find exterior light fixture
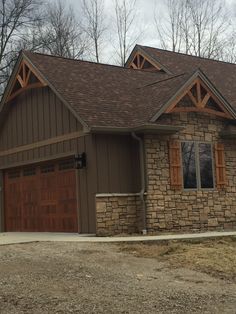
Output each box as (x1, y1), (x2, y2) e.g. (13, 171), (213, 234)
(74, 153), (86, 169)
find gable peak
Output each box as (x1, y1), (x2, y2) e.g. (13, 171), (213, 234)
(164, 76), (233, 119)
(6, 58), (47, 102)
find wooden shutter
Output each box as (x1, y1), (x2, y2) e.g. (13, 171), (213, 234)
(215, 143), (227, 188)
(169, 141), (182, 189)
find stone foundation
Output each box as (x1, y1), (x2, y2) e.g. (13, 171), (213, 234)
(96, 194), (142, 236)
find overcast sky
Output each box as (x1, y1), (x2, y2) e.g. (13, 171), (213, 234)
(65, 0), (165, 47)
(53, 0), (235, 63)
(60, 0), (167, 62)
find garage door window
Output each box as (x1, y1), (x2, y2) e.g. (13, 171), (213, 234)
(8, 170), (21, 179)
(41, 164), (55, 173)
(59, 159), (75, 171)
(23, 167), (36, 176)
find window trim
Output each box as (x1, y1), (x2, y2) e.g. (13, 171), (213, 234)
(23, 167), (36, 177)
(40, 164), (55, 174)
(181, 141), (215, 191)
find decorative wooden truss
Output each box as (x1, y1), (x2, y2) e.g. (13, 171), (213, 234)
(128, 52), (161, 71)
(7, 60), (47, 102)
(165, 78), (233, 119)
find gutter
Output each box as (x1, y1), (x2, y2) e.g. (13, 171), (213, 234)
(131, 132), (147, 235)
(89, 124), (184, 135)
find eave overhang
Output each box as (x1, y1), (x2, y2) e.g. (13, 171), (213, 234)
(89, 124), (184, 135)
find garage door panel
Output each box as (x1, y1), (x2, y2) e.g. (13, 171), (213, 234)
(4, 173), (22, 231)
(4, 159), (78, 232)
(40, 190), (57, 202)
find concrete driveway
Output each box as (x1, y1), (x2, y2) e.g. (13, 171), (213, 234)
(1, 230), (236, 245)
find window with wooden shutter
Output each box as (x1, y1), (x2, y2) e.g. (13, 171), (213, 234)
(215, 143), (227, 188)
(169, 141), (182, 189)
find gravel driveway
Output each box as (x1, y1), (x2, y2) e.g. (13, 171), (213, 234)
(0, 241), (235, 314)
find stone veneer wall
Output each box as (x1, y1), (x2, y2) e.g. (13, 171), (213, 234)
(145, 112), (236, 233)
(96, 194), (142, 236)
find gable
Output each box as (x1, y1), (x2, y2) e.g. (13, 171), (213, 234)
(0, 52), (90, 132)
(0, 86), (83, 152)
(164, 78), (233, 119)
(128, 52), (162, 72)
(125, 45), (174, 75)
(149, 70), (236, 123)
(7, 59), (47, 103)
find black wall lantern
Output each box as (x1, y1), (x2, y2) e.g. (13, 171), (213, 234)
(75, 152), (87, 169)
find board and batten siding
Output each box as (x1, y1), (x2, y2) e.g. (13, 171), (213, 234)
(0, 86), (98, 233)
(94, 134), (141, 193)
(0, 86), (82, 151)
(0, 87), (141, 233)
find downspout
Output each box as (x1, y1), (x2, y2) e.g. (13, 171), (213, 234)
(131, 132), (147, 235)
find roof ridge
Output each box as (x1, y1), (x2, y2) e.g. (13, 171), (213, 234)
(138, 44), (236, 67)
(23, 50), (168, 75)
(138, 73), (186, 89)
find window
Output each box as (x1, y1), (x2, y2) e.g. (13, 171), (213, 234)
(181, 142), (214, 189)
(58, 159), (75, 171)
(181, 142), (197, 189)
(23, 167), (36, 177)
(8, 170), (21, 179)
(199, 143), (214, 188)
(40, 164), (55, 174)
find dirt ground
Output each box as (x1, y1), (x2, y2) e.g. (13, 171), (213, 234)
(0, 238), (236, 314)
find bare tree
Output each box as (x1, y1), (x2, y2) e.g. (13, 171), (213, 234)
(0, 0), (42, 92)
(223, 5), (236, 63)
(154, 0), (230, 60)
(114, 0), (142, 66)
(188, 0), (228, 58)
(81, 0), (106, 62)
(222, 38), (236, 62)
(154, 0), (186, 53)
(35, 0), (87, 59)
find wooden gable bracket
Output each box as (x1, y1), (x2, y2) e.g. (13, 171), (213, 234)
(7, 60), (47, 102)
(165, 78), (233, 119)
(128, 52), (161, 71)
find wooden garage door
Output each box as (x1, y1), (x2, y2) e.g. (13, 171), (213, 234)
(4, 159), (78, 232)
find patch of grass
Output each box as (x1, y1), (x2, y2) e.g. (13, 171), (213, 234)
(118, 237), (236, 281)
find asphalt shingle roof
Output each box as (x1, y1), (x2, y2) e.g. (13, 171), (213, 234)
(23, 46), (236, 128)
(139, 45), (236, 109)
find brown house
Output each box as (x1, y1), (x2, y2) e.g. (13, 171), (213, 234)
(0, 44), (236, 235)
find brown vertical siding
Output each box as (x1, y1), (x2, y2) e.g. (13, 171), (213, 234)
(0, 87), (96, 232)
(95, 134), (141, 193)
(0, 171), (4, 232)
(0, 87), (141, 234)
(77, 136), (89, 233)
(96, 135), (110, 191)
(0, 87), (82, 151)
(0, 133), (140, 233)
(85, 135), (97, 233)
